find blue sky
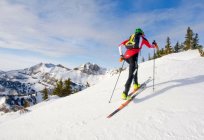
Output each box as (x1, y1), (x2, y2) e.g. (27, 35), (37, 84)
(0, 0), (204, 70)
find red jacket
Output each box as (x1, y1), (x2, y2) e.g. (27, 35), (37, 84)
(119, 36), (157, 59)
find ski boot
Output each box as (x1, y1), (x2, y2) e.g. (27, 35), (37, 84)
(133, 83), (140, 90)
(121, 92), (131, 100)
(121, 92), (127, 100)
(126, 95), (131, 100)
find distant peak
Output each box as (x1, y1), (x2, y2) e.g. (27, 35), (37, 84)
(29, 62), (55, 69)
(44, 63), (55, 68)
(75, 62), (106, 75)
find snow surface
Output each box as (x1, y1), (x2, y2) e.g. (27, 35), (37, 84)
(0, 50), (204, 140)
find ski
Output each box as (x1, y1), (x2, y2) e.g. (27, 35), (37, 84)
(107, 77), (151, 118)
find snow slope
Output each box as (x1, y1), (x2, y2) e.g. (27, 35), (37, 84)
(0, 50), (204, 140)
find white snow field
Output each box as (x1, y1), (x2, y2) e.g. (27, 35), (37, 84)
(0, 50), (204, 140)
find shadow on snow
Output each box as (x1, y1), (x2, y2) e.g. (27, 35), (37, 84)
(133, 75), (204, 104)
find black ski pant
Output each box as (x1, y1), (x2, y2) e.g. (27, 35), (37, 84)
(124, 54), (139, 95)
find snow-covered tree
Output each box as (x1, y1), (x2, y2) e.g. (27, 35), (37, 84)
(42, 87), (48, 100)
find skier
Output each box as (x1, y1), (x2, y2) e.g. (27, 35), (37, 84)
(118, 28), (158, 100)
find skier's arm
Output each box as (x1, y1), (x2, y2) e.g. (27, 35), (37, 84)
(118, 39), (128, 55)
(118, 39), (128, 62)
(118, 46), (124, 62)
(141, 36), (158, 49)
(118, 45), (123, 55)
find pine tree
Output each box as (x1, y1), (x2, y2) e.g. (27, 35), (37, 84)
(174, 41), (180, 53)
(148, 53), (151, 60)
(153, 51), (157, 59)
(62, 78), (72, 97)
(141, 57), (145, 62)
(52, 80), (63, 97)
(156, 48), (162, 58)
(24, 99), (30, 108)
(86, 82), (90, 87)
(160, 48), (165, 56)
(164, 37), (173, 54)
(192, 33), (199, 49)
(198, 46), (204, 57)
(42, 87), (48, 100)
(180, 43), (185, 51)
(184, 27), (194, 50)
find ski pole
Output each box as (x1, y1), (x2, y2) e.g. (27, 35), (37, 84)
(108, 61), (125, 103)
(153, 49), (156, 92)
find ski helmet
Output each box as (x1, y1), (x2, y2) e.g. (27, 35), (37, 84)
(135, 28), (144, 34)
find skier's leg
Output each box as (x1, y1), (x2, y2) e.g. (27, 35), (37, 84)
(133, 54), (140, 88)
(133, 63), (138, 84)
(124, 57), (135, 95)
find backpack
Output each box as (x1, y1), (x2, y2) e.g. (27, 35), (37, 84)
(125, 34), (135, 49)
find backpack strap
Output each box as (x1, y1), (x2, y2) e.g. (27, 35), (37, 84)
(125, 34), (136, 49)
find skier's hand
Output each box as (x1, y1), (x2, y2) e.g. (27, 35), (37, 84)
(152, 40), (159, 49)
(119, 55), (125, 62)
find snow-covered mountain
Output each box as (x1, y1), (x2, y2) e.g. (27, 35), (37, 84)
(26, 62), (106, 85)
(0, 50), (203, 140)
(0, 70), (4, 74)
(0, 62), (108, 109)
(0, 62), (107, 93)
(24, 62), (106, 85)
(75, 62), (106, 75)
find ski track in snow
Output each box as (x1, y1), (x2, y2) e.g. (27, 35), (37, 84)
(0, 50), (204, 140)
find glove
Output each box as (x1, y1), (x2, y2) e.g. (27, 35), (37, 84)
(152, 40), (159, 49)
(119, 55), (125, 62)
